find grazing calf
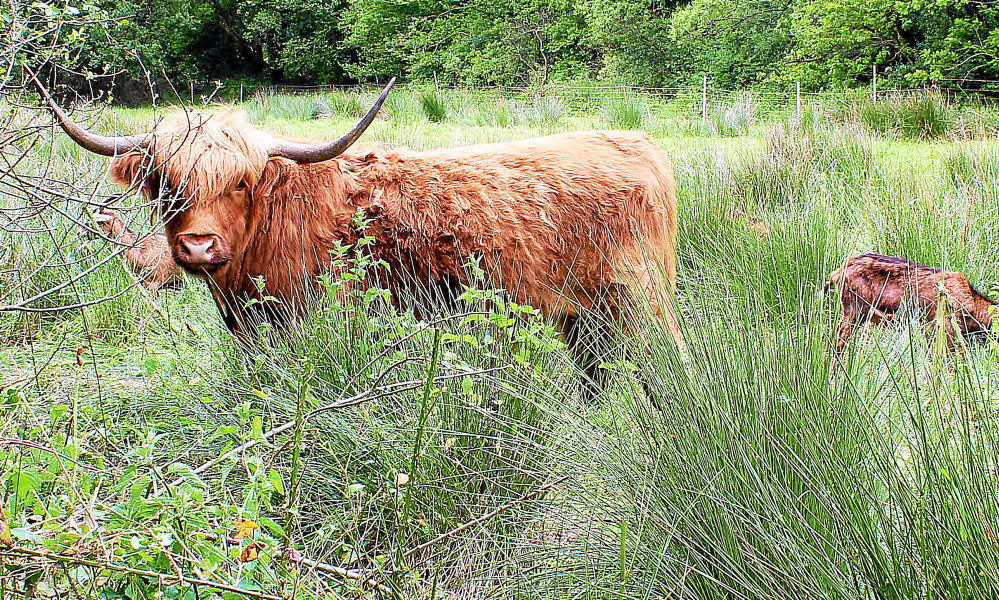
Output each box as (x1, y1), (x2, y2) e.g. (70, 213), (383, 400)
(93, 209), (184, 292)
(827, 253), (996, 350)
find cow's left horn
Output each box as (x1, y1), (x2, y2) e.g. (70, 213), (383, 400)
(270, 77), (396, 164)
(26, 67), (152, 157)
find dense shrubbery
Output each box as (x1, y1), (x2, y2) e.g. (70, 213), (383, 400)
(17, 0), (997, 91)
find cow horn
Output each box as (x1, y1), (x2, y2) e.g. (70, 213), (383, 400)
(270, 77), (396, 163)
(26, 66), (151, 156)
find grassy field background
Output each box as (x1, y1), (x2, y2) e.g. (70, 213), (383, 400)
(2, 88), (999, 599)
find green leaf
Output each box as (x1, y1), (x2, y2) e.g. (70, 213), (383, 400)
(127, 476), (152, 516)
(268, 469), (285, 495)
(9, 468), (45, 500)
(166, 463), (208, 488)
(10, 527), (43, 543)
(49, 404), (69, 422)
(260, 517), (284, 538)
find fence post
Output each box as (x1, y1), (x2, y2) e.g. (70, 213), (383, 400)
(796, 81), (801, 125)
(240, 83), (244, 103)
(701, 75), (708, 127)
(190, 81), (195, 105)
(872, 65), (877, 105)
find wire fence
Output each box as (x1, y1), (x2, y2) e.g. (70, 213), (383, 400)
(166, 80), (999, 109)
(230, 81), (999, 127)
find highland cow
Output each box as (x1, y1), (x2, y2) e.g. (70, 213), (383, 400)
(827, 254), (996, 350)
(32, 72), (683, 397)
(92, 209), (184, 291)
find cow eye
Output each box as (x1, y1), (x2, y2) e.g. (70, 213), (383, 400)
(235, 180), (248, 190)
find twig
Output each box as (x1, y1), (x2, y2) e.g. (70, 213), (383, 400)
(164, 364), (512, 491)
(403, 475), (569, 558)
(0, 438), (112, 474)
(293, 554), (393, 594)
(0, 547), (283, 600)
(194, 531), (393, 594)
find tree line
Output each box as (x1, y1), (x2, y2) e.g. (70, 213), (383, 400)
(15, 0), (999, 91)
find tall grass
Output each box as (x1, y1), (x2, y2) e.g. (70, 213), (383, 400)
(709, 93), (759, 136)
(247, 91), (322, 121)
(474, 100), (516, 127)
(419, 89), (448, 122)
(316, 90), (363, 118)
(605, 96), (648, 129)
(860, 95), (953, 139)
(4, 87), (999, 599)
(522, 96), (566, 126)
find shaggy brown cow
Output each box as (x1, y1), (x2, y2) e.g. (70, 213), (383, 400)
(92, 209), (184, 291)
(827, 254), (996, 350)
(32, 73), (683, 395)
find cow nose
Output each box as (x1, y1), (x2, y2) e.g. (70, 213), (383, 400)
(176, 233), (227, 267)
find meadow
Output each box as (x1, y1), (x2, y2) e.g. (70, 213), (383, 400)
(2, 86), (999, 599)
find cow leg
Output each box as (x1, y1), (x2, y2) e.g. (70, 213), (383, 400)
(559, 314), (613, 404)
(615, 261), (687, 358)
(620, 266), (688, 407)
(660, 298), (687, 360)
(835, 319), (854, 352)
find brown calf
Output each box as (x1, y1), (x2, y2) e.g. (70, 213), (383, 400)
(827, 253), (996, 350)
(93, 209), (184, 292)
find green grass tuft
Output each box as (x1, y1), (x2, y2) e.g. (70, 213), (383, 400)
(419, 90), (448, 122)
(605, 96), (647, 129)
(860, 95), (953, 139)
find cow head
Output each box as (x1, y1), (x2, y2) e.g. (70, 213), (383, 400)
(29, 69), (394, 277)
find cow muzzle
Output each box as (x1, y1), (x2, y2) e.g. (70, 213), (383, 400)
(174, 233), (232, 272)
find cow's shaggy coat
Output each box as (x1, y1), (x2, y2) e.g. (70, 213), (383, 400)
(827, 253), (996, 350)
(50, 103), (683, 396)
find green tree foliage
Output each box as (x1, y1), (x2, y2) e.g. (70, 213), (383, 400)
(583, 0), (683, 86)
(232, 0), (350, 82)
(784, 0), (999, 89)
(343, 0), (599, 85)
(80, 0), (239, 79)
(671, 0), (793, 88)
(39, 0), (999, 90)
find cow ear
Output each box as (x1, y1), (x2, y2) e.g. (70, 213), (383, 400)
(254, 157), (293, 198)
(109, 152), (146, 187)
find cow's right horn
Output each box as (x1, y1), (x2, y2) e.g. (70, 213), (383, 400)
(270, 77), (396, 164)
(26, 67), (151, 156)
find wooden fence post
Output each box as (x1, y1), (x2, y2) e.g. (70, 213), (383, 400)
(190, 81), (195, 104)
(240, 83), (244, 103)
(872, 65), (878, 105)
(796, 81), (801, 125)
(701, 75), (708, 127)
